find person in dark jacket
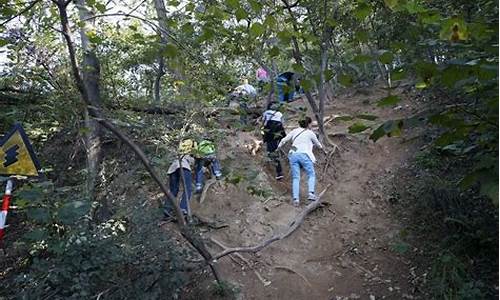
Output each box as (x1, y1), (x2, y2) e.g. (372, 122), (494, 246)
(262, 102), (286, 179)
(276, 72), (300, 102)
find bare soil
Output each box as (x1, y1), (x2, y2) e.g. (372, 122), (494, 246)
(187, 85), (427, 300)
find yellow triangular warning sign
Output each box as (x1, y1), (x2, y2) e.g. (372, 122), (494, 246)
(0, 124), (40, 177)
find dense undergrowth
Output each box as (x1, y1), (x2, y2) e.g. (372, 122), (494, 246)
(392, 147), (498, 299)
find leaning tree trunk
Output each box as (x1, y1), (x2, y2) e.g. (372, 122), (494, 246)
(75, 0), (102, 203)
(281, 0), (330, 142)
(53, 0), (222, 282)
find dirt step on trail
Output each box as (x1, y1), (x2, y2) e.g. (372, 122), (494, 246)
(193, 86), (424, 300)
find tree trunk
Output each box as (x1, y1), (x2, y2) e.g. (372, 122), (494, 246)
(318, 44), (329, 133)
(75, 0), (102, 202)
(153, 56), (165, 103)
(153, 0), (168, 103)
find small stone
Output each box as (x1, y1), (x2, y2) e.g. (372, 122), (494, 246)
(349, 293), (360, 299)
(388, 287), (394, 292)
(369, 295), (376, 300)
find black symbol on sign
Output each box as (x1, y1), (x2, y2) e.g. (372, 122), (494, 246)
(4, 145), (20, 167)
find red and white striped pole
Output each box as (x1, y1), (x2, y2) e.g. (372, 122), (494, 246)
(0, 179), (14, 242)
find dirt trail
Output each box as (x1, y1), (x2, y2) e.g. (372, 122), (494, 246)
(192, 85), (424, 300)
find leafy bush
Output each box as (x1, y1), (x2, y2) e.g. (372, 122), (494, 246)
(1, 181), (195, 300)
(394, 150), (498, 299)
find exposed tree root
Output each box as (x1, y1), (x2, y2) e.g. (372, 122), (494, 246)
(210, 238), (251, 266)
(321, 148), (338, 180)
(211, 185), (332, 261)
(199, 178), (217, 204)
(192, 214), (228, 230)
(274, 265), (312, 287)
(210, 237), (272, 286)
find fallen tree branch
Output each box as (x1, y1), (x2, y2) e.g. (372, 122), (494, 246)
(109, 104), (180, 115)
(212, 185), (332, 261)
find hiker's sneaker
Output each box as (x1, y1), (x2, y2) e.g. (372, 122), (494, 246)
(275, 175), (284, 180)
(215, 174), (222, 180)
(292, 199), (300, 207)
(195, 184), (203, 194)
(308, 192), (317, 201)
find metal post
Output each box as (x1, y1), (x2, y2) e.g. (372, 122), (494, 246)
(0, 179), (14, 243)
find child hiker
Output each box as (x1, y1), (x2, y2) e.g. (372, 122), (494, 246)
(194, 139), (223, 193)
(164, 139), (196, 218)
(277, 116), (326, 206)
(262, 101), (286, 180)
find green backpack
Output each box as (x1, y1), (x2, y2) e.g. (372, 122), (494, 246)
(197, 140), (216, 157)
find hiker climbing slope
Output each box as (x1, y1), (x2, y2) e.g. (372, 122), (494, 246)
(278, 117), (326, 206)
(276, 71), (301, 102)
(164, 139), (196, 218)
(262, 101), (286, 180)
(231, 79), (257, 124)
(194, 139), (222, 193)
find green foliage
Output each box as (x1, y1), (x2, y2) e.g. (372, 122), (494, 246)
(431, 252), (488, 300)
(2, 180), (193, 299)
(370, 119), (403, 141)
(376, 95), (401, 107)
(338, 73), (353, 86)
(378, 51), (394, 65)
(348, 122), (370, 133)
(394, 149), (498, 299)
(249, 22), (265, 36)
(354, 2), (372, 20)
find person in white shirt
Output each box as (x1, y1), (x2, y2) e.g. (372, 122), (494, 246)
(231, 79), (257, 98)
(277, 116), (325, 206)
(262, 102), (286, 180)
(231, 79), (257, 125)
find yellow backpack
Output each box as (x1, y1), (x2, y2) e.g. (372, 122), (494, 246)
(178, 139), (197, 155)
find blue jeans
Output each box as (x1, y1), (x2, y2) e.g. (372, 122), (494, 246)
(288, 152), (316, 200)
(195, 156), (222, 190)
(164, 168), (192, 217)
